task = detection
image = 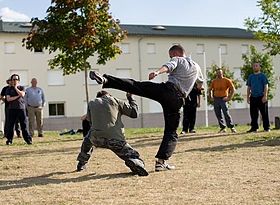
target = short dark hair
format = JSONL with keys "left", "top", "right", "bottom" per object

{"left": 11, "top": 74, "right": 20, "bottom": 81}
{"left": 169, "top": 44, "right": 185, "bottom": 54}
{"left": 96, "top": 90, "right": 109, "bottom": 98}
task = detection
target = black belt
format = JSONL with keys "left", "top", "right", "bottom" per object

{"left": 166, "top": 82, "right": 185, "bottom": 98}
{"left": 28, "top": 105, "right": 40, "bottom": 108}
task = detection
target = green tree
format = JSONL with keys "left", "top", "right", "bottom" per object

{"left": 207, "top": 64, "right": 243, "bottom": 106}
{"left": 244, "top": 0, "right": 280, "bottom": 55}
{"left": 241, "top": 45, "right": 275, "bottom": 99}
{"left": 22, "top": 0, "right": 126, "bottom": 102}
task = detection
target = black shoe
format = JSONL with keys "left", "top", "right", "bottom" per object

{"left": 264, "top": 129, "right": 271, "bottom": 132}
{"left": 26, "top": 140, "right": 32, "bottom": 145}
{"left": 189, "top": 130, "right": 196, "bottom": 133}
{"left": 38, "top": 134, "right": 43, "bottom": 137}
{"left": 125, "top": 158, "right": 149, "bottom": 176}
{"left": 89, "top": 71, "right": 107, "bottom": 84}
{"left": 247, "top": 129, "right": 257, "bottom": 133}
{"left": 6, "top": 141, "right": 12, "bottom": 145}
{"left": 77, "top": 161, "right": 86, "bottom": 172}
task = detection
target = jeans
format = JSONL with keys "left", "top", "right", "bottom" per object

{"left": 103, "top": 74, "right": 184, "bottom": 160}
{"left": 213, "top": 97, "right": 234, "bottom": 129}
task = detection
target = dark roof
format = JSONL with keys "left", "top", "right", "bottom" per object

{"left": 120, "top": 24, "right": 254, "bottom": 39}
{"left": 0, "top": 21, "right": 254, "bottom": 39}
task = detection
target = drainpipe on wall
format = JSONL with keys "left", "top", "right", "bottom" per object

{"left": 138, "top": 36, "right": 144, "bottom": 128}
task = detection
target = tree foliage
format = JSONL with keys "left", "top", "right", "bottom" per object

{"left": 244, "top": 0, "right": 280, "bottom": 55}
{"left": 206, "top": 64, "right": 243, "bottom": 106}
{"left": 22, "top": 0, "right": 126, "bottom": 75}
{"left": 241, "top": 45, "right": 275, "bottom": 99}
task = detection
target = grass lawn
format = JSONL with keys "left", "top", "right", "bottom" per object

{"left": 0, "top": 125, "right": 279, "bottom": 205}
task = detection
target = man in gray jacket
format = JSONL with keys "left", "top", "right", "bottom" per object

{"left": 76, "top": 90, "right": 148, "bottom": 176}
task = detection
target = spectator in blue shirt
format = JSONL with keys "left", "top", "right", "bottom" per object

{"left": 246, "top": 62, "right": 270, "bottom": 132}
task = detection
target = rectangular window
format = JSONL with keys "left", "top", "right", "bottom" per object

{"left": 147, "top": 43, "right": 156, "bottom": 54}
{"left": 116, "top": 68, "right": 131, "bottom": 78}
{"left": 196, "top": 44, "right": 205, "bottom": 54}
{"left": 4, "top": 42, "right": 16, "bottom": 54}
{"left": 220, "top": 44, "right": 228, "bottom": 55}
{"left": 241, "top": 44, "right": 249, "bottom": 55}
{"left": 9, "top": 70, "right": 28, "bottom": 86}
{"left": 120, "top": 43, "right": 130, "bottom": 54}
{"left": 233, "top": 67, "right": 241, "bottom": 80}
{"left": 47, "top": 70, "right": 64, "bottom": 86}
{"left": 49, "top": 102, "right": 65, "bottom": 116}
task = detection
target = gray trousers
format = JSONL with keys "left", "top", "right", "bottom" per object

{"left": 77, "top": 131, "right": 141, "bottom": 165}
{"left": 213, "top": 97, "right": 234, "bottom": 129}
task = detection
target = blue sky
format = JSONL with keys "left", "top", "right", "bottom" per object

{"left": 0, "top": 0, "right": 261, "bottom": 28}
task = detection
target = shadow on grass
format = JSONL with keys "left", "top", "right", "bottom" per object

{"left": 175, "top": 136, "right": 280, "bottom": 154}
{"left": 0, "top": 170, "right": 137, "bottom": 191}
{"left": 131, "top": 132, "right": 242, "bottom": 148}
{"left": 0, "top": 146, "right": 80, "bottom": 159}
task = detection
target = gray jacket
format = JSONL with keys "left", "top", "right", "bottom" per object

{"left": 87, "top": 95, "right": 138, "bottom": 140}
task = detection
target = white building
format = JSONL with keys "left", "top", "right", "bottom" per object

{"left": 0, "top": 21, "right": 279, "bottom": 130}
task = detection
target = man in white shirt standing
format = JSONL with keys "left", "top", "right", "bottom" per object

{"left": 25, "top": 78, "right": 45, "bottom": 137}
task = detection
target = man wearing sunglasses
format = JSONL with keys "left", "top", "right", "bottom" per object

{"left": 5, "top": 74, "right": 32, "bottom": 145}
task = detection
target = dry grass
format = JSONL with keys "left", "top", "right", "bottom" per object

{"left": 0, "top": 127, "right": 280, "bottom": 205}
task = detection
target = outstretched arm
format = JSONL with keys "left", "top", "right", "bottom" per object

{"left": 148, "top": 66, "right": 169, "bottom": 80}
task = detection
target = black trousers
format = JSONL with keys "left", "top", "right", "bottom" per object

{"left": 4, "top": 107, "right": 20, "bottom": 137}
{"left": 82, "top": 119, "right": 91, "bottom": 138}
{"left": 182, "top": 99, "right": 197, "bottom": 132}
{"left": 250, "top": 96, "right": 270, "bottom": 130}
{"left": 103, "top": 74, "right": 184, "bottom": 160}
{"left": 6, "top": 109, "right": 32, "bottom": 143}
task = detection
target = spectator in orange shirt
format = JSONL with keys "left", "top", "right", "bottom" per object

{"left": 209, "top": 69, "right": 236, "bottom": 133}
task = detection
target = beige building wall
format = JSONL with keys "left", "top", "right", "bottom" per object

{"left": 0, "top": 31, "right": 279, "bottom": 131}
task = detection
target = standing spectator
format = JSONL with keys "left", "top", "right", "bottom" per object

{"left": 25, "top": 78, "right": 45, "bottom": 137}
{"left": 5, "top": 74, "right": 32, "bottom": 145}
{"left": 209, "top": 69, "right": 236, "bottom": 133}
{"left": 246, "top": 62, "right": 270, "bottom": 132}
{"left": 0, "top": 77, "right": 21, "bottom": 138}
{"left": 77, "top": 91, "right": 148, "bottom": 176}
{"left": 89, "top": 45, "right": 204, "bottom": 171}
{"left": 181, "top": 83, "right": 202, "bottom": 134}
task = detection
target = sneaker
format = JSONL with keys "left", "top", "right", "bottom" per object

{"left": 77, "top": 161, "right": 86, "bottom": 172}
{"left": 247, "top": 129, "right": 257, "bottom": 133}
{"left": 189, "top": 130, "right": 196, "bottom": 133}
{"left": 264, "top": 129, "right": 271, "bottom": 132}
{"left": 230, "top": 128, "right": 237, "bottom": 133}
{"left": 89, "top": 71, "right": 107, "bottom": 84}
{"left": 180, "top": 131, "right": 187, "bottom": 135}
{"left": 155, "top": 160, "right": 175, "bottom": 172}
{"left": 218, "top": 128, "right": 226, "bottom": 133}
{"left": 125, "top": 158, "right": 149, "bottom": 176}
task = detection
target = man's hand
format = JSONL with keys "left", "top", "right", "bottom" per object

{"left": 148, "top": 71, "right": 159, "bottom": 80}
{"left": 126, "top": 92, "right": 134, "bottom": 102}
{"left": 223, "top": 96, "right": 231, "bottom": 102}
{"left": 262, "top": 96, "right": 268, "bottom": 103}
{"left": 247, "top": 97, "right": 250, "bottom": 104}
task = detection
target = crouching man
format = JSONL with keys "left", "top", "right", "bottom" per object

{"left": 76, "top": 90, "right": 148, "bottom": 176}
